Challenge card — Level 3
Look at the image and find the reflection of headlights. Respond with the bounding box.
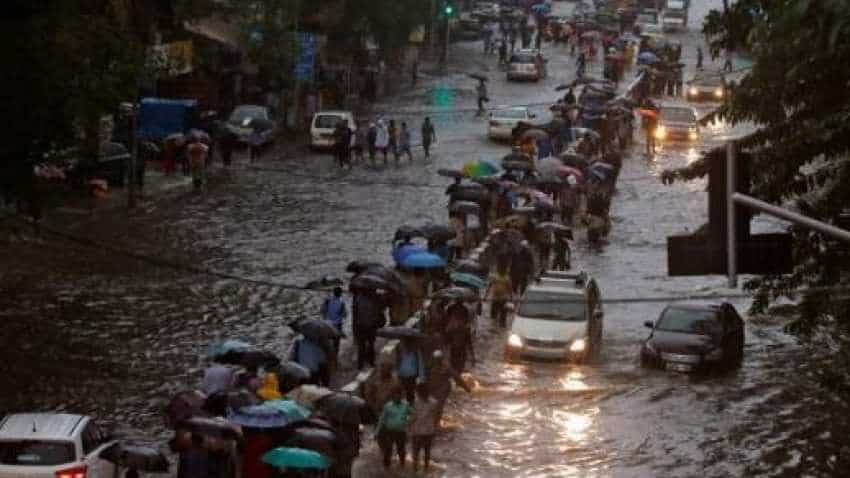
[714,88,724,98]
[507,334,524,348]
[688,129,699,141]
[569,338,586,352]
[654,126,667,140]
[689,87,699,96]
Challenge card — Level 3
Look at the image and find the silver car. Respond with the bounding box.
[507,50,546,81]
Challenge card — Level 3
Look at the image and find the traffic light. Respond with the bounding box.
[442,2,455,16]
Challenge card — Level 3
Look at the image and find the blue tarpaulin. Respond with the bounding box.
[136,97,198,142]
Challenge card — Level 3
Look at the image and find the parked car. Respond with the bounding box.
[505,271,603,362]
[686,72,726,102]
[635,10,663,34]
[310,111,356,150]
[226,105,277,146]
[640,303,745,372]
[662,0,688,32]
[654,104,699,142]
[507,49,547,82]
[488,107,536,140]
[0,413,117,478]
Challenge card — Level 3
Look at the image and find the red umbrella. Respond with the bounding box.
[558,165,584,179]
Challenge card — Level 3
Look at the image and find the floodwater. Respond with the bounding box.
[1,0,848,476]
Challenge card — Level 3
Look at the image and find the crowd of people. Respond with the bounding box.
[331,117,437,169]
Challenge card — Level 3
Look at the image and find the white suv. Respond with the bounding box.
[0,414,117,478]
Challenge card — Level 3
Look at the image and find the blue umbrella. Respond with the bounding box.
[589,168,608,181]
[400,252,447,269]
[637,51,660,65]
[392,244,426,264]
[264,399,312,422]
[206,339,252,358]
[227,403,305,429]
[262,447,329,470]
[450,272,486,290]
[531,3,551,13]
[590,162,615,173]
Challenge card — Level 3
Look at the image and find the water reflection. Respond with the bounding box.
[560,369,590,391]
[553,408,596,442]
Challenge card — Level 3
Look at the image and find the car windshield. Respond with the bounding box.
[637,14,657,23]
[517,290,586,321]
[661,107,696,123]
[229,106,267,123]
[510,54,535,63]
[693,75,724,86]
[656,308,721,337]
[315,115,345,129]
[493,109,528,119]
[0,440,76,466]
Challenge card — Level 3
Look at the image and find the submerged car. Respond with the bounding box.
[686,73,726,102]
[640,303,745,372]
[505,271,603,362]
[654,105,699,142]
[488,106,536,140]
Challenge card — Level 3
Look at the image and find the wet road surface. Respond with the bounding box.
[2,0,849,476]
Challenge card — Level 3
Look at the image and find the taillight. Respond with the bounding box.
[56,465,87,478]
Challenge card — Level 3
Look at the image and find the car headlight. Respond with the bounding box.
[688,128,699,141]
[507,333,524,348]
[689,87,699,96]
[714,88,724,98]
[654,125,667,140]
[569,338,586,352]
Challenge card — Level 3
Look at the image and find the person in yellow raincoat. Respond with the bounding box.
[256,372,283,400]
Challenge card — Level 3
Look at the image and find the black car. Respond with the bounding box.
[640,303,744,373]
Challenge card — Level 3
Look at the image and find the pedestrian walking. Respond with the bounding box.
[388,119,400,163]
[421,117,436,158]
[289,335,330,387]
[444,302,475,372]
[398,122,413,161]
[510,242,535,296]
[376,387,410,469]
[367,122,378,166]
[352,290,386,369]
[411,59,418,86]
[426,349,471,421]
[408,384,439,472]
[353,122,367,163]
[395,338,424,404]
[320,286,347,355]
[476,80,489,117]
[576,52,587,77]
[485,266,513,328]
[696,47,704,70]
[186,139,208,190]
[248,129,263,163]
[553,231,571,271]
[498,40,508,66]
[645,112,658,157]
[333,121,352,168]
[723,49,734,72]
[375,119,390,164]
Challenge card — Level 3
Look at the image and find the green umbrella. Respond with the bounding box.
[261,447,330,470]
[264,399,312,421]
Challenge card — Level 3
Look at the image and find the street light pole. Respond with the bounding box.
[127,106,137,209]
[725,142,736,288]
[444,16,450,64]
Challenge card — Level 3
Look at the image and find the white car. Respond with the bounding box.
[505,271,603,362]
[0,414,117,478]
[636,11,663,35]
[507,49,546,81]
[488,107,536,140]
[310,111,355,149]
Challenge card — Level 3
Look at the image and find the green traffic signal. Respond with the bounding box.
[444,3,454,15]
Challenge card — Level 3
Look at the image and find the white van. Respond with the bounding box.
[505,271,603,362]
[310,111,355,149]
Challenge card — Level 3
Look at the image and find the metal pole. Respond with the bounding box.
[726,142,736,287]
[444,16,450,64]
[127,109,137,209]
[733,193,850,243]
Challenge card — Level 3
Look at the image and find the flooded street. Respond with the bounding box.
[2,0,849,476]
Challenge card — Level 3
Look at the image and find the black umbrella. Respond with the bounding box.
[502,151,532,163]
[250,118,274,131]
[471,176,500,186]
[316,393,367,426]
[449,201,481,215]
[350,274,402,295]
[450,188,488,204]
[165,390,207,428]
[275,361,312,392]
[376,326,427,340]
[555,84,573,91]
[102,443,169,473]
[179,417,241,440]
[561,153,591,168]
[345,260,383,275]
[454,259,488,277]
[393,225,422,242]
[438,168,465,179]
[284,428,338,460]
[419,224,456,242]
[431,286,479,303]
[292,319,340,341]
[215,349,280,369]
[502,160,534,172]
[204,389,262,417]
[359,266,406,290]
[468,73,488,82]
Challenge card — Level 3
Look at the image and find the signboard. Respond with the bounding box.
[293,32,317,82]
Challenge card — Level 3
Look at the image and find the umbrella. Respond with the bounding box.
[491,228,526,247]
[529,190,555,208]
[400,251,447,269]
[165,390,207,427]
[501,151,532,163]
[454,259,488,277]
[561,152,592,167]
[227,403,304,429]
[102,444,169,473]
[316,393,367,426]
[570,76,611,86]
[207,339,252,359]
[350,273,404,295]
[449,201,481,215]
[187,129,211,144]
[275,362,312,391]
[215,349,280,369]
[179,417,241,440]
[560,165,584,179]
[264,399,312,421]
[392,244,426,263]
[502,160,533,172]
[292,319,340,341]
[261,447,330,470]
[357,266,406,289]
[499,179,519,189]
[345,260,383,275]
[471,176,500,187]
[284,428,337,459]
[438,168,465,179]
[450,188,487,204]
[581,31,600,40]
[531,3,550,13]
[204,389,262,417]
[468,73,488,82]
[589,168,609,181]
[250,118,274,131]
[538,222,574,237]
[450,272,486,290]
[555,84,574,91]
[637,51,660,64]
[431,286,479,303]
[537,158,565,177]
[590,162,615,172]
[287,385,335,410]
[462,159,501,178]
[393,225,422,242]
[376,326,427,340]
[520,129,549,141]
[420,224,456,242]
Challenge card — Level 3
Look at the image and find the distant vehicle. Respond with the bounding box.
[226,104,277,146]
[310,111,356,149]
[505,271,603,362]
[471,1,500,20]
[507,49,547,81]
[640,303,745,372]
[662,0,688,31]
[635,10,663,34]
[0,413,117,478]
[654,105,699,142]
[488,106,536,140]
[686,73,726,102]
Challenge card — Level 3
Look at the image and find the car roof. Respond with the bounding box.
[0,414,88,440]
[316,111,353,116]
[526,281,586,296]
[665,303,720,313]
